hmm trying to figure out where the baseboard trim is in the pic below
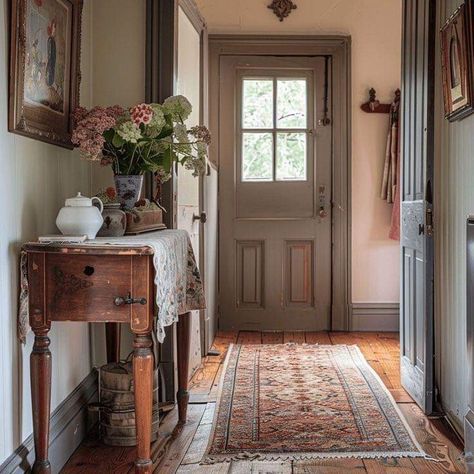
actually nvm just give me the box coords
[350,303,400,331]
[0,370,98,474]
[465,410,474,471]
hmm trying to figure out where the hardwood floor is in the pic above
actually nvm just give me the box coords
[61,331,465,473]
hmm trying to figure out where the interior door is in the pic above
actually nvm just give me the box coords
[219,56,332,331]
[400,0,436,414]
[176,4,203,376]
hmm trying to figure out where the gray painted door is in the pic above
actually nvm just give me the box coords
[400,0,436,414]
[219,56,332,331]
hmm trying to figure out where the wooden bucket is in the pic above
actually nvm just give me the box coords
[98,361,159,447]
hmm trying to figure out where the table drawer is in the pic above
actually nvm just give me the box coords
[43,254,148,323]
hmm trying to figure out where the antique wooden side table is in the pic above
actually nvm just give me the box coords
[24,243,193,474]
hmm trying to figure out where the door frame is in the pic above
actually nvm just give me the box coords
[145,0,209,403]
[209,35,351,330]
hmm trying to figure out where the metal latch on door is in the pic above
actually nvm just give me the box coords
[418,208,434,236]
[318,185,328,218]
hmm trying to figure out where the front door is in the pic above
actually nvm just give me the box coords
[219,56,332,331]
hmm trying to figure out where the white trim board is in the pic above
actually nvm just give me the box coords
[350,303,400,332]
[0,370,97,474]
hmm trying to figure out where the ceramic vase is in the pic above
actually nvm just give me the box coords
[97,203,127,237]
[114,175,144,210]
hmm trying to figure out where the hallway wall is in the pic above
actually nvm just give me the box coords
[196,0,402,312]
[0,1,93,464]
[435,0,470,433]
[88,0,147,365]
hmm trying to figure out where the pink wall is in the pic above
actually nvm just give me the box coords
[196,0,402,304]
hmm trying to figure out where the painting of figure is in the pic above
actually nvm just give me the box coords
[440,3,474,121]
[9,0,82,147]
[24,0,70,114]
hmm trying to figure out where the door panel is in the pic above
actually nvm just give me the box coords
[400,0,435,414]
[236,241,265,309]
[219,56,332,331]
[284,241,314,307]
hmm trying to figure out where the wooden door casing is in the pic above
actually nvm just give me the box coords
[400,0,436,414]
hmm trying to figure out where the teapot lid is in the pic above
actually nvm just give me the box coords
[65,192,93,207]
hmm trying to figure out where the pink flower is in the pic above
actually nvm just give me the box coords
[72,106,118,160]
[130,103,153,126]
[106,105,126,119]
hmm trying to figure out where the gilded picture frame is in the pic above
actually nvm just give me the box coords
[440,3,474,122]
[9,0,83,148]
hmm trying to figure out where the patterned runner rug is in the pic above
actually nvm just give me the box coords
[202,343,425,463]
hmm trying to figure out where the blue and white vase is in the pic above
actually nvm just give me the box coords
[114,175,144,210]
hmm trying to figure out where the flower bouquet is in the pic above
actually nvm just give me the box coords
[72,95,210,209]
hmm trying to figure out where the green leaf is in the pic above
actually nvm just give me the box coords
[112,133,125,148]
[103,128,115,143]
[161,147,173,173]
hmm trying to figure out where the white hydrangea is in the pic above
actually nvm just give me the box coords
[117,121,142,143]
[148,104,166,138]
[163,95,192,121]
[173,123,192,155]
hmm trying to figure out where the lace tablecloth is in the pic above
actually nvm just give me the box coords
[18,230,206,343]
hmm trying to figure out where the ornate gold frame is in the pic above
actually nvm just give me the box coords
[8,0,83,148]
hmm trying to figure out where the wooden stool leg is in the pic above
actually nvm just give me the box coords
[105,322,121,363]
[31,329,52,474]
[177,312,191,423]
[133,333,153,474]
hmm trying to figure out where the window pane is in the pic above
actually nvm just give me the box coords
[276,133,307,181]
[242,79,273,129]
[242,133,273,181]
[277,79,307,128]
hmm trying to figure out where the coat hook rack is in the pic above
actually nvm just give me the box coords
[361,88,400,114]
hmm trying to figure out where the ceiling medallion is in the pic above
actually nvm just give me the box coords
[268,0,297,22]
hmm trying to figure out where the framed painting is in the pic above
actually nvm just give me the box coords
[440,3,474,122]
[9,0,83,148]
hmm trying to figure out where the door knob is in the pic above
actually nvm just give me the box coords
[193,212,207,224]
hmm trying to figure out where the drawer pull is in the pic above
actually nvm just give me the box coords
[114,293,147,306]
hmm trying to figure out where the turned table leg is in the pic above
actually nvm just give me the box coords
[31,328,52,474]
[105,322,121,363]
[177,312,191,423]
[133,332,154,474]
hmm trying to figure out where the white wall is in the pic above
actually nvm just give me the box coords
[88,0,146,365]
[0,0,93,464]
[90,0,147,194]
[435,0,470,432]
[195,0,402,307]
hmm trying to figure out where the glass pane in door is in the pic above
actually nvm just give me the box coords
[276,132,307,181]
[242,79,273,128]
[277,79,307,128]
[242,133,273,181]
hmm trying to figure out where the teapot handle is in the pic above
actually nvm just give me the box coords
[92,197,104,214]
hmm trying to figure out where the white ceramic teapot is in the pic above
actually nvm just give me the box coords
[56,192,104,240]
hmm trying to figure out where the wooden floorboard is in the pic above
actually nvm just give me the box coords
[61,331,464,474]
